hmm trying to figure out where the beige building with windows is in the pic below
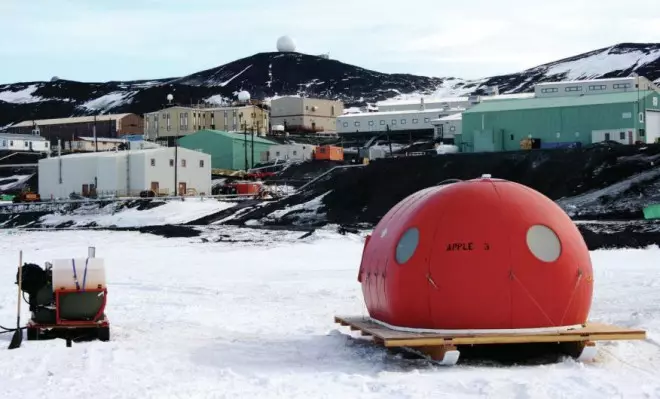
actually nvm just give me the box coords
[270,97,343,134]
[143,105,269,141]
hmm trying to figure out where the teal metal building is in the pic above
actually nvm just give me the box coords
[177,130,277,170]
[460,91,660,153]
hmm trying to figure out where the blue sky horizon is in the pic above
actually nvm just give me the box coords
[0,0,658,84]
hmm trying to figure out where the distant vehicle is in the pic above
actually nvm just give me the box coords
[12,189,40,203]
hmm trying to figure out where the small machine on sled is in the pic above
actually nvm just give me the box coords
[16,246,110,348]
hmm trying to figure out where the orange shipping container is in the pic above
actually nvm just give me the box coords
[314,145,344,161]
[234,182,262,195]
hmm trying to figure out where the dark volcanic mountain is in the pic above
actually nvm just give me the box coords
[0,42,658,128]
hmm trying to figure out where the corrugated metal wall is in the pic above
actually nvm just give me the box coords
[463,102,638,152]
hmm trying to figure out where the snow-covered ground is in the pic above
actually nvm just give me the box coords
[0,174,33,192]
[38,198,237,228]
[0,227,658,398]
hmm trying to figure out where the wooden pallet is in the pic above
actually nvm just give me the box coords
[334,315,647,366]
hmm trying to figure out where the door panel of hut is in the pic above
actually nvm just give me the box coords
[150,181,159,194]
[178,182,187,196]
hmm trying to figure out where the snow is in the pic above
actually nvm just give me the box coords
[557,167,660,215]
[538,47,660,81]
[219,65,252,87]
[80,91,136,112]
[0,174,33,192]
[257,191,330,225]
[0,227,658,398]
[38,198,237,228]
[0,84,42,104]
[204,94,231,106]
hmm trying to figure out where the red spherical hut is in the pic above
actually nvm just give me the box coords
[358,176,594,330]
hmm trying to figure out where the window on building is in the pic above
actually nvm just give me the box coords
[424,118,430,123]
[392,119,397,125]
[412,119,418,124]
[9,140,13,146]
[613,83,632,89]
[331,106,335,116]
[510,134,514,140]
[1,140,5,146]
[181,159,187,167]
[589,85,606,91]
[293,150,297,156]
[565,86,581,92]
[639,129,646,137]
[169,159,174,167]
[199,160,204,167]
[276,151,280,156]
[639,112,645,123]
[620,132,626,140]
[343,122,348,127]
[541,88,559,93]
[380,120,385,125]
[368,120,374,126]
[354,121,360,127]
[150,158,155,166]
[605,133,611,141]
[401,119,406,124]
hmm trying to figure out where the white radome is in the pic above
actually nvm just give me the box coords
[237,91,251,102]
[276,36,296,52]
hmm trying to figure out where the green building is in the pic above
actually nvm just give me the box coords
[460,91,660,153]
[177,130,277,171]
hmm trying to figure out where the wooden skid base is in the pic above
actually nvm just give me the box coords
[335,316,646,365]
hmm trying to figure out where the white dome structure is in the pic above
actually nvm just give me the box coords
[237,90,251,102]
[276,36,296,52]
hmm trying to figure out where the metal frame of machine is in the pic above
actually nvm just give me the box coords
[23,246,110,347]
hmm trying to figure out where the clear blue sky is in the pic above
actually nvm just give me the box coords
[1,0,658,84]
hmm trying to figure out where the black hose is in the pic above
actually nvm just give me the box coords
[0,325,26,333]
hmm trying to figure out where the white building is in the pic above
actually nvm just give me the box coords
[38,147,211,199]
[65,137,126,152]
[0,133,50,153]
[431,113,462,141]
[265,143,316,162]
[534,76,657,98]
[376,97,474,112]
[336,108,465,136]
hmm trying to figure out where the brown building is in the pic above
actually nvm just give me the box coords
[143,105,269,142]
[8,113,144,144]
[270,96,344,133]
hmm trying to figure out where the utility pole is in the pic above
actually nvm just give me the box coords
[93,115,98,152]
[387,124,393,156]
[243,125,249,172]
[251,122,256,168]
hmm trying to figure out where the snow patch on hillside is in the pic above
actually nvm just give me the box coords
[80,91,136,111]
[533,47,660,80]
[0,85,42,104]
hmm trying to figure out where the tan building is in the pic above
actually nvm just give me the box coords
[143,105,269,141]
[270,97,344,133]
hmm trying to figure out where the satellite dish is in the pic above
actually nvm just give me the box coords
[51,76,60,82]
[237,91,251,102]
[276,36,296,52]
[166,93,174,103]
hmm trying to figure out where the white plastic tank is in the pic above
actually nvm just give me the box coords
[51,257,107,291]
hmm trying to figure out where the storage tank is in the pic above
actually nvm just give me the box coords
[357,176,593,330]
[51,257,107,320]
